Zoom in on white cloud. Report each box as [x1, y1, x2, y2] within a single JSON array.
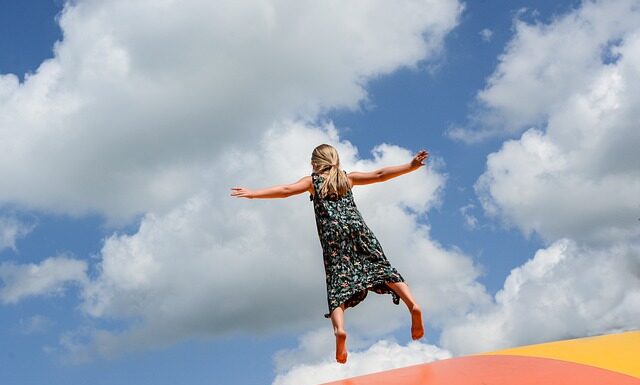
[[0, 256, 88, 304], [440, 0, 640, 358], [479, 28, 493, 42], [440, 239, 640, 354], [273, 328, 451, 385], [459, 204, 479, 230], [0, 0, 462, 222], [67, 122, 488, 360], [472, 1, 640, 244], [450, 0, 640, 141], [476, 125, 640, 244], [0, 216, 35, 251]]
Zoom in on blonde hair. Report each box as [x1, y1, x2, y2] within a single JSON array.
[[311, 144, 351, 199]]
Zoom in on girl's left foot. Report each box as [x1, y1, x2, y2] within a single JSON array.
[[411, 305, 424, 340]]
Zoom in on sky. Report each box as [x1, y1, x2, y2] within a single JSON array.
[[0, 0, 638, 384]]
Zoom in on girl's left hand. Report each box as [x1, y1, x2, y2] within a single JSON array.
[[230, 187, 254, 198], [411, 149, 429, 169]]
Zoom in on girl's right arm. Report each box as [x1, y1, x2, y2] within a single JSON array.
[[348, 149, 428, 186], [230, 176, 313, 199]]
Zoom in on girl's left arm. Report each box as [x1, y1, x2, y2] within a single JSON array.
[[230, 176, 312, 199]]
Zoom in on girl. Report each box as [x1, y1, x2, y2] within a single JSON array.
[[230, 144, 428, 364]]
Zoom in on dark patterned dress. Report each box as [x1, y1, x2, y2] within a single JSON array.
[[309, 170, 405, 318]]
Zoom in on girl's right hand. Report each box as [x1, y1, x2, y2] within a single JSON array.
[[411, 149, 429, 169], [230, 187, 254, 198]]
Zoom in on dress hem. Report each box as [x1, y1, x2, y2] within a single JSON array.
[[323, 275, 405, 318]]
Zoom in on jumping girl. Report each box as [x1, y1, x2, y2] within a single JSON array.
[[230, 144, 428, 364]]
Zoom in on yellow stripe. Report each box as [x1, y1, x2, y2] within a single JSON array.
[[479, 330, 640, 378]]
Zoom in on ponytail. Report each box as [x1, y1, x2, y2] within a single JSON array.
[[311, 144, 351, 199]]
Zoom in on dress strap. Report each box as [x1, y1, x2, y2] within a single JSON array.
[[310, 172, 316, 201]]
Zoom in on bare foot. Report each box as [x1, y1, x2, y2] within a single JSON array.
[[335, 329, 348, 364], [411, 305, 424, 340]]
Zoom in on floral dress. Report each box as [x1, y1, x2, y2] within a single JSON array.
[[309, 171, 405, 318]]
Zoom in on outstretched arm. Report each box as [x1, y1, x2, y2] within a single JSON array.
[[230, 176, 312, 199], [348, 149, 428, 186]]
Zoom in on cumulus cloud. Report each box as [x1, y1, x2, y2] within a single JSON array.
[[0, 0, 462, 222], [0, 256, 87, 304], [440, 239, 640, 354], [66, 122, 488, 360], [0, 216, 35, 251], [476, 125, 640, 244], [440, 1, 640, 356], [273, 328, 451, 385], [472, 0, 640, 244], [449, 0, 640, 141]]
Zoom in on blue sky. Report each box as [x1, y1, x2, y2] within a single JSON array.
[[0, 1, 638, 384]]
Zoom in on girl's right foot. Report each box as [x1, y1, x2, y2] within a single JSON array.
[[335, 329, 348, 364], [411, 305, 424, 340]]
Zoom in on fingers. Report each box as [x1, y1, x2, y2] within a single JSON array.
[[230, 187, 247, 197], [413, 149, 429, 165]]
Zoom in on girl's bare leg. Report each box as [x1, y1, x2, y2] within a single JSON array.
[[330, 304, 347, 363], [386, 282, 424, 340]]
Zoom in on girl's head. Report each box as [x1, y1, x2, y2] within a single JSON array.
[[311, 144, 350, 199]]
